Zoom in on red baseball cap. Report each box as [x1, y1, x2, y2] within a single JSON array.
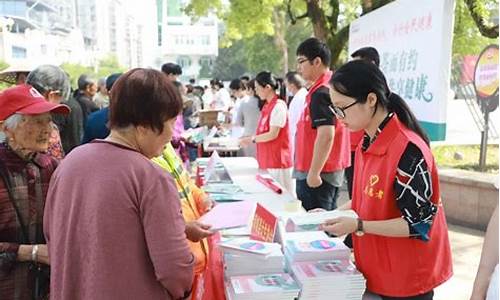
[[0, 84, 70, 121]]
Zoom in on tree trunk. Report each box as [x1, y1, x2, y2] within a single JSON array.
[[273, 9, 289, 76], [328, 25, 350, 69], [307, 0, 328, 41]]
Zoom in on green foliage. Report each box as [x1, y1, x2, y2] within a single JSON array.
[[61, 55, 126, 90], [198, 61, 212, 79], [211, 42, 247, 80], [453, 0, 498, 59], [209, 20, 312, 80], [95, 55, 127, 79], [0, 60, 8, 71], [432, 144, 499, 173], [60, 63, 94, 89], [0, 60, 11, 91], [187, 0, 498, 68]]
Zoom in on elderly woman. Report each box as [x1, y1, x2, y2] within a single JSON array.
[[26, 65, 71, 160], [0, 84, 70, 300], [43, 68, 195, 300]]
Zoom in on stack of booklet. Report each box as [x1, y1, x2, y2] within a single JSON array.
[[219, 238, 285, 276], [285, 209, 358, 232], [225, 273, 301, 300], [291, 259, 366, 300], [284, 231, 351, 263]]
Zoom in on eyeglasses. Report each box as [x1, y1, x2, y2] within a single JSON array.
[[330, 101, 358, 119], [296, 58, 309, 65]]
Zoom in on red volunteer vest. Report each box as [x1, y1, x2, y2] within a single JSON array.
[[294, 71, 350, 172], [255, 95, 292, 169], [350, 130, 364, 152], [352, 115, 452, 297]]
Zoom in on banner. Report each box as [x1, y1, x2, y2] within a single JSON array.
[[348, 0, 455, 141]]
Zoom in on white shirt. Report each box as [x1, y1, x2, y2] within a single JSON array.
[[288, 87, 307, 140], [288, 87, 307, 160], [213, 88, 231, 110], [270, 99, 288, 128]]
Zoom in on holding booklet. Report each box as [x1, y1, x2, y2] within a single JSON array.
[[285, 209, 358, 232]]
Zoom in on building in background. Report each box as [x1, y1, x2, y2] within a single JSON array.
[[156, 0, 218, 80], [0, 0, 152, 70], [74, 0, 144, 68]]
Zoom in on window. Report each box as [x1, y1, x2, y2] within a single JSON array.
[[201, 35, 210, 45], [12, 46, 27, 59], [199, 56, 213, 67], [177, 56, 191, 68], [157, 25, 162, 46], [0, 1, 26, 18]]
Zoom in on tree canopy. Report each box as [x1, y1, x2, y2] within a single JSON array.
[[187, 0, 498, 78]]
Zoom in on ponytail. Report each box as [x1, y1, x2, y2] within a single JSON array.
[[388, 92, 430, 145], [276, 77, 287, 101]]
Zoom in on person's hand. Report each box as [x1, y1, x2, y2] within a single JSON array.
[[185, 221, 214, 242], [239, 136, 252, 147], [36, 245, 50, 265], [203, 195, 215, 212], [306, 173, 322, 188], [308, 208, 326, 213], [320, 217, 357, 236]]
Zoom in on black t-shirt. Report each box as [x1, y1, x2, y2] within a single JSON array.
[[310, 86, 336, 128]]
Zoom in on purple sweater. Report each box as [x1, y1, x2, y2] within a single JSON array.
[[44, 141, 194, 300]]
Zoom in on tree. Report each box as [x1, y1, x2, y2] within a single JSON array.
[[464, 0, 499, 38], [186, 0, 392, 68], [209, 19, 312, 80], [453, 0, 498, 59], [0, 60, 11, 91], [61, 55, 126, 90], [96, 54, 126, 79], [60, 63, 94, 90], [187, 0, 498, 69]]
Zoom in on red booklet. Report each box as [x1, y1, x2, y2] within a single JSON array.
[[250, 203, 278, 242]]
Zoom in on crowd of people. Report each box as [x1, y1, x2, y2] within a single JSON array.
[[0, 36, 496, 300]]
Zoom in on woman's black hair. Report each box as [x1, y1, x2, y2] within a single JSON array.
[[330, 60, 429, 145], [255, 71, 286, 100], [229, 78, 246, 91], [247, 79, 265, 111]]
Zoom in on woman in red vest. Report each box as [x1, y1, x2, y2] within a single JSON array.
[[320, 60, 452, 300], [240, 72, 292, 191]]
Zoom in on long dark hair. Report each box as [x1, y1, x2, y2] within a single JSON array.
[[330, 60, 429, 145], [255, 71, 286, 101]]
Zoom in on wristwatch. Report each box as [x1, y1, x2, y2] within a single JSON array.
[[355, 218, 365, 236]]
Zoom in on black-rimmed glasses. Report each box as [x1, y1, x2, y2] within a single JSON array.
[[330, 101, 358, 119]]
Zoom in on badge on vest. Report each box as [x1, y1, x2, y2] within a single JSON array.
[[363, 174, 384, 200]]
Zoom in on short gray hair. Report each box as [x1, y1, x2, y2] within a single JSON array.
[[27, 65, 71, 100], [0, 114, 23, 142]]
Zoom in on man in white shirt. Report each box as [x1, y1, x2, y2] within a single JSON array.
[[285, 71, 308, 163]]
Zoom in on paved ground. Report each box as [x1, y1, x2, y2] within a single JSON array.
[[439, 98, 499, 145]]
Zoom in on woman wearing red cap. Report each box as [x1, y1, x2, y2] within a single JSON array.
[[0, 84, 69, 300]]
